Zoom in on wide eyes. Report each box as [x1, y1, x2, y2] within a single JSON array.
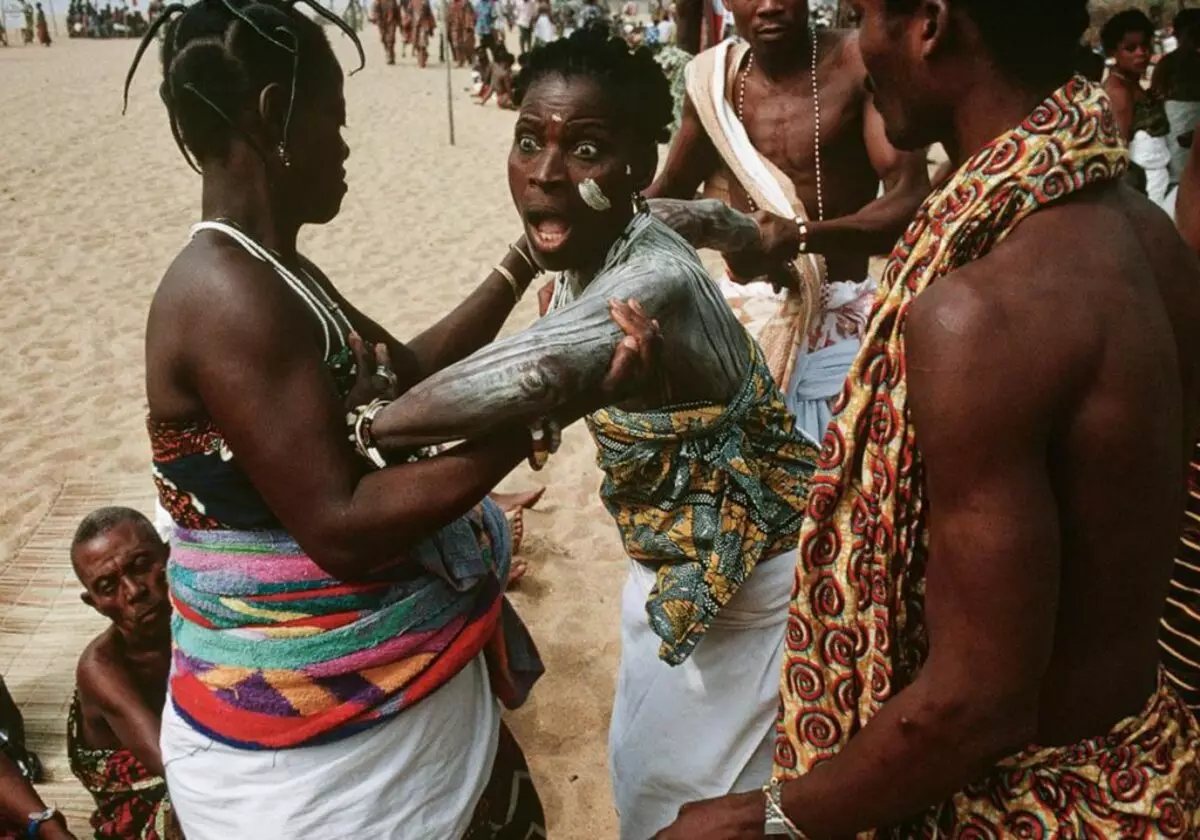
[[515, 135, 602, 162]]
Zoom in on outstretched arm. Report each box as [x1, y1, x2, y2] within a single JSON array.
[[372, 267, 687, 449], [313, 243, 540, 394], [805, 90, 930, 258]]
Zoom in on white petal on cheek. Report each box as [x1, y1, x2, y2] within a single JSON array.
[[579, 178, 612, 211]]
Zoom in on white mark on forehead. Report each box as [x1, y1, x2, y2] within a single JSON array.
[[550, 113, 564, 123]]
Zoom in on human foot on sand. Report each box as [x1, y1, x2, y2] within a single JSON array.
[[490, 488, 546, 512]]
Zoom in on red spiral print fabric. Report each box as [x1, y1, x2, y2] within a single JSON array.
[[773, 78, 1200, 835]]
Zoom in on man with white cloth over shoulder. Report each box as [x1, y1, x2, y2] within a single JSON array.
[[647, 0, 929, 444]]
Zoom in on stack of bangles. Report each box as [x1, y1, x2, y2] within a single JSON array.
[[347, 400, 562, 473], [493, 241, 542, 302]]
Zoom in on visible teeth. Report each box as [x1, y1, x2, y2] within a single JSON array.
[[532, 219, 569, 248]]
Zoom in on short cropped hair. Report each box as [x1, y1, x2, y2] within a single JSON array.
[[888, 0, 1090, 86], [71, 507, 161, 558]]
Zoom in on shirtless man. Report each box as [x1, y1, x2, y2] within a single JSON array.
[[657, 0, 1200, 836], [648, 0, 929, 442], [71, 508, 179, 839]]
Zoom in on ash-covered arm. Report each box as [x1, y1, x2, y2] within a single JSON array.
[[648, 198, 762, 255], [370, 263, 686, 449]]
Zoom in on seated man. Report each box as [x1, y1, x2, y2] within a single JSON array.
[[69, 508, 180, 840]]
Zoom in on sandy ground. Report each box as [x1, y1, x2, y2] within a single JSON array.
[[1, 27, 627, 837]]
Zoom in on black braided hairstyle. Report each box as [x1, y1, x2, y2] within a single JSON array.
[[123, 0, 365, 173], [513, 28, 674, 153]]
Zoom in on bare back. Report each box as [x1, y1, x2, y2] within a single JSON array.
[[911, 181, 1200, 744], [1037, 185, 1200, 736]]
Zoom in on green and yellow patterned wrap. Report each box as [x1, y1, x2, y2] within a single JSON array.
[[587, 338, 816, 666]]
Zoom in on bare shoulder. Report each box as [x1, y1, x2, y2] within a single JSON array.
[[825, 28, 866, 80], [149, 234, 323, 364], [906, 201, 1116, 405], [76, 628, 124, 697], [154, 235, 299, 326]]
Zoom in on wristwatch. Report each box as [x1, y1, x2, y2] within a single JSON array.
[[25, 807, 62, 839]]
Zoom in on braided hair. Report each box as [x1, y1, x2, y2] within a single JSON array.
[[513, 28, 674, 152], [124, 0, 365, 172]]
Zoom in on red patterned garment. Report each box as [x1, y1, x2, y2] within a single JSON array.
[[67, 695, 181, 840], [774, 77, 1200, 836]]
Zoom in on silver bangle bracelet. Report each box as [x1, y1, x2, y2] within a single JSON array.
[[347, 398, 390, 469]]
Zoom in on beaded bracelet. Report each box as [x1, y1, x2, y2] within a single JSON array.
[[764, 778, 807, 839]]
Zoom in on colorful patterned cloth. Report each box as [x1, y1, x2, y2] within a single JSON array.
[[167, 499, 543, 749], [774, 77, 1200, 833], [587, 339, 815, 666], [67, 695, 180, 840], [1164, 443, 1200, 712]]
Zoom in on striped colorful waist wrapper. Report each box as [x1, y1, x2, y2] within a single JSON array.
[[166, 501, 543, 749]]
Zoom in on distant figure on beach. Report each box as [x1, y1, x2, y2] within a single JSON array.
[[21, 0, 34, 44], [449, 0, 475, 64], [474, 0, 498, 58], [515, 0, 533, 52], [68, 508, 181, 840], [411, 0, 434, 67], [477, 48, 515, 107], [34, 1, 50, 43], [370, 0, 399, 63]]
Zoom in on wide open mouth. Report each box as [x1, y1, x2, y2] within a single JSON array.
[[523, 207, 574, 254]]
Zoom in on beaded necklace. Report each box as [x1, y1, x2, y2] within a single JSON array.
[[735, 27, 825, 223]]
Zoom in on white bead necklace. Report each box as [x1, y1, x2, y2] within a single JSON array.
[[735, 26, 825, 223]]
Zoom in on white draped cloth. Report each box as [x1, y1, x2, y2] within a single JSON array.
[[162, 655, 501, 839], [609, 551, 795, 840], [689, 40, 874, 445]]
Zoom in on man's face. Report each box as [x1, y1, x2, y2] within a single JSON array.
[[730, 0, 808, 52], [75, 520, 170, 641], [855, 0, 943, 151]]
